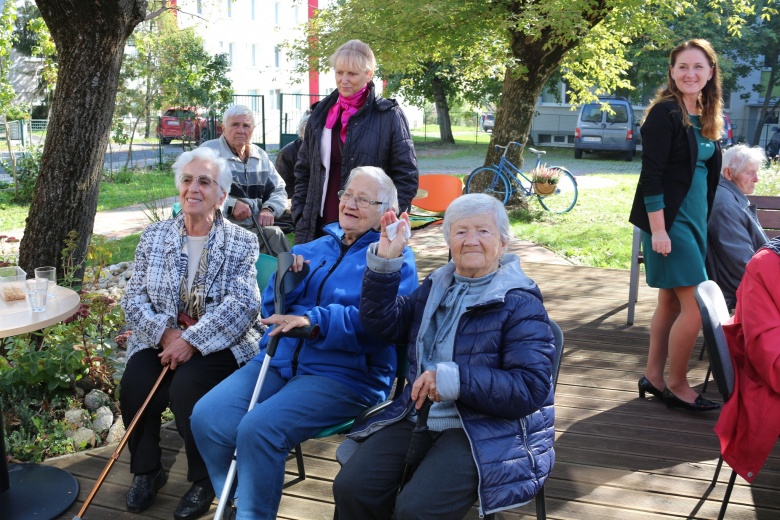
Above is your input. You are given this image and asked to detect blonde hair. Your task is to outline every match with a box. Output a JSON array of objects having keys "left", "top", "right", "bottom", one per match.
[
  {"left": 645, "top": 39, "right": 723, "bottom": 141},
  {"left": 329, "top": 40, "right": 376, "bottom": 74}
]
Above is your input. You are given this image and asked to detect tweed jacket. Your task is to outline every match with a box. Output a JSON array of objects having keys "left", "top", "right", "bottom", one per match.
[
  {"left": 629, "top": 100, "right": 721, "bottom": 233},
  {"left": 122, "top": 212, "right": 263, "bottom": 365}
]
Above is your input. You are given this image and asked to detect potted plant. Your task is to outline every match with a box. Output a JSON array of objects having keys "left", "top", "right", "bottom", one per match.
[{"left": 530, "top": 165, "right": 560, "bottom": 195}]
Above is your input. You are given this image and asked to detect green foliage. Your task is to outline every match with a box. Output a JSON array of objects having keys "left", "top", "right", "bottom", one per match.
[
  {"left": 1, "top": 144, "right": 42, "bottom": 203},
  {"left": 0, "top": 0, "right": 17, "bottom": 113},
  {"left": 0, "top": 386, "right": 75, "bottom": 463}
]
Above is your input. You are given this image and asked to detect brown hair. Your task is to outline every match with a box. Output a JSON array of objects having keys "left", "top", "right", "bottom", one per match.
[{"left": 645, "top": 39, "right": 723, "bottom": 141}]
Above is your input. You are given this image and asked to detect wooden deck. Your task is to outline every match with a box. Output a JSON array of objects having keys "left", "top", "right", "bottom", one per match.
[{"left": 43, "top": 232, "right": 780, "bottom": 519}]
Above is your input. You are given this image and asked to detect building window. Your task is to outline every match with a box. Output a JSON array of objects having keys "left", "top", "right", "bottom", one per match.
[
  {"left": 227, "top": 0, "right": 231, "bottom": 17},
  {"left": 252, "top": 45, "right": 257, "bottom": 67},
  {"left": 294, "top": 5, "right": 299, "bottom": 24},
  {"left": 251, "top": 0, "right": 256, "bottom": 20},
  {"left": 229, "top": 43, "right": 234, "bottom": 65},
  {"left": 274, "top": 2, "right": 280, "bottom": 25},
  {"left": 274, "top": 46, "right": 280, "bottom": 68},
  {"left": 197, "top": 0, "right": 202, "bottom": 14}
]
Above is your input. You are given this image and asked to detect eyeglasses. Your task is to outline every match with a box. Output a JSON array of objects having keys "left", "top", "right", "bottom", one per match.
[
  {"left": 338, "top": 190, "right": 383, "bottom": 208},
  {"left": 179, "top": 174, "right": 218, "bottom": 188}
]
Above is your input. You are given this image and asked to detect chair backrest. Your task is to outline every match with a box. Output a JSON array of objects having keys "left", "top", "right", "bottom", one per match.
[
  {"left": 171, "top": 201, "right": 182, "bottom": 218},
  {"left": 412, "top": 174, "right": 464, "bottom": 213},
  {"left": 256, "top": 254, "right": 277, "bottom": 292},
  {"left": 694, "top": 281, "right": 735, "bottom": 401},
  {"left": 748, "top": 195, "right": 780, "bottom": 239}
]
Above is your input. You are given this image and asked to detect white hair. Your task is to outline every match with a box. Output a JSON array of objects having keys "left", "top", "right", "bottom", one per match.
[
  {"left": 172, "top": 147, "right": 232, "bottom": 196},
  {"left": 297, "top": 111, "right": 311, "bottom": 139},
  {"left": 345, "top": 166, "right": 398, "bottom": 213},
  {"left": 223, "top": 105, "right": 256, "bottom": 128},
  {"left": 442, "top": 194, "right": 512, "bottom": 247},
  {"left": 721, "top": 144, "right": 767, "bottom": 177}
]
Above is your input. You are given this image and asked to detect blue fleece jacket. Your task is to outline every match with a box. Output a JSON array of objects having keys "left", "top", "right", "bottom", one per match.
[{"left": 257, "top": 222, "right": 418, "bottom": 405}]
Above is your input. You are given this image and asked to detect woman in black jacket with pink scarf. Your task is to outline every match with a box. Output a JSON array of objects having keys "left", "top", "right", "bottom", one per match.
[{"left": 292, "top": 39, "right": 418, "bottom": 244}]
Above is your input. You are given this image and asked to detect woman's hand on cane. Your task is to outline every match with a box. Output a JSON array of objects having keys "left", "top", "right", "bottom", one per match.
[
  {"left": 261, "top": 314, "right": 312, "bottom": 336},
  {"left": 411, "top": 370, "right": 438, "bottom": 410}
]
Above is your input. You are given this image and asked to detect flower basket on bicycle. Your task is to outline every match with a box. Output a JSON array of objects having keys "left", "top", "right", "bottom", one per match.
[{"left": 530, "top": 165, "right": 560, "bottom": 196}]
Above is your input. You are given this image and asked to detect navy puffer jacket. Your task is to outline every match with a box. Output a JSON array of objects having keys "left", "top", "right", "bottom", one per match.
[{"left": 350, "top": 255, "right": 555, "bottom": 516}]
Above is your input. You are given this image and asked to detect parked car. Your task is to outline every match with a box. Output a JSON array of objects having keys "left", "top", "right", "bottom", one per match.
[
  {"left": 574, "top": 96, "right": 638, "bottom": 161},
  {"left": 156, "top": 107, "right": 223, "bottom": 145},
  {"left": 720, "top": 114, "right": 733, "bottom": 148},
  {"left": 481, "top": 113, "right": 495, "bottom": 132}
]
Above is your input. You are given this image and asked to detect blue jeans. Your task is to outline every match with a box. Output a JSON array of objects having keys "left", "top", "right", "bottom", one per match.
[{"left": 191, "top": 359, "right": 372, "bottom": 520}]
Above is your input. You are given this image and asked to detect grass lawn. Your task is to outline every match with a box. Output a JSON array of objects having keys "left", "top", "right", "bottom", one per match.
[
  {"left": 510, "top": 174, "right": 638, "bottom": 269},
  {"left": 0, "top": 169, "right": 177, "bottom": 232}
]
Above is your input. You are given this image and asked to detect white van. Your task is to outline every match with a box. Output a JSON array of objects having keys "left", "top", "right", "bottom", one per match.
[{"left": 574, "top": 96, "right": 638, "bottom": 162}]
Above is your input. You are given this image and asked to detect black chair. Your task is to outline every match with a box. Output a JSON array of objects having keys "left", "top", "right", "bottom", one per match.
[
  {"left": 333, "top": 319, "right": 564, "bottom": 520},
  {"left": 694, "top": 280, "right": 737, "bottom": 520}
]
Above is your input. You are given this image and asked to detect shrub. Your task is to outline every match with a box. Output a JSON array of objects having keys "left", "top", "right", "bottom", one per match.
[{"left": 1, "top": 145, "right": 43, "bottom": 203}]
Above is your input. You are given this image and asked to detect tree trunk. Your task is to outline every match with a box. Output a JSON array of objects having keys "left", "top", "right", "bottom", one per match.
[
  {"left": 751, "top": 66, "right": 778, "bottom": 147},
  {"left": 19, "top": 0, "right": 147, "bottom": 280},
  {"left": 432, "top": 75, "right": 454, "bottom": 144},
  {"left": 485, "top": 3, "right": 610, "bottom": 169}
]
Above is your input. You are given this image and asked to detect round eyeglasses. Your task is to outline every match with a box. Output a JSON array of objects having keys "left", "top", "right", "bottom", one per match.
[
  {"left": 179, "top": 174, "right": 218, "bottom": 188},
  {"left": 338, "top": 190, "right": 383, "bottom": 208}
]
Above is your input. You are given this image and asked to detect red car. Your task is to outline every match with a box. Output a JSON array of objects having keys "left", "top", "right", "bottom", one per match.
[{"left": 156, "top": 107, "right": 223, "bottom": 145}]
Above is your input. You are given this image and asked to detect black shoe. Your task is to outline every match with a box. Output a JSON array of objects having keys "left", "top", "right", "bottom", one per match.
[
  {"left": 638, "top": 375, "right": 665, "bottom": 400},
  {"left": 174, "top": 480, "right": 216, "bottom": 520},
  {"left": 126, "top": 466, "right": 168, "bottom": 513},
  {"left": 662, "top": 388, "right": 721, "bottom": 412}
]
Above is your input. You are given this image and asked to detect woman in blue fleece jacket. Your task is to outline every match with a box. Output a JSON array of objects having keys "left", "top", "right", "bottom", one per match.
[
  {"left": 333, "top": 194, "right": 555, "bottom": 519},
  {"left": 191, "top": 167, "right": 418, "bottom": 520}
]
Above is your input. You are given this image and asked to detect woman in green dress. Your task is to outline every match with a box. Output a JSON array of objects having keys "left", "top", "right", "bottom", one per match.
[{"left": 629, "top": 39, "right": 723, "bottom": 412}]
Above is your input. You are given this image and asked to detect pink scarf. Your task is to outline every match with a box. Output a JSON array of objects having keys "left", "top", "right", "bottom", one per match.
[{"left": 325, "top": 85, "right": 370, "bottom": 143}]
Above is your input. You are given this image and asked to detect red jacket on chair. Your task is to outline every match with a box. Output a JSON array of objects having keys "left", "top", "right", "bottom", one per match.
[{"left": 715, "top": 247, "right": 780, "bottom": 482}]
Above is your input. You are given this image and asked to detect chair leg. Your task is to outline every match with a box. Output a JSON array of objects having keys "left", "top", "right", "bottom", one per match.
[
  {"left": 718, "top": 470, "right": 738, "bottom": 520},
  {"left": 627, "top": 227, "right": 642, "bottom": 326},
  {"left": 702, "top": 363, "right": 712, "bottom": 394},
  {"left": 699, "top": 337, "right": 707, "bottom": 360},
  {"left": 711, "top": 456, "right": 724, "bottom": 487},
  {"left": 294, "top": 443, "right": 306, "bottom": 480},
  {"left": 535, "top": 485, "right": 547, "bottom": 520}
]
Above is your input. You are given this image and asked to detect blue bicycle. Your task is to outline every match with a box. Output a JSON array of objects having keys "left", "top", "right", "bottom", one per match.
[{"left": 465, "top": 142, "right": 578, "bottom": 213}]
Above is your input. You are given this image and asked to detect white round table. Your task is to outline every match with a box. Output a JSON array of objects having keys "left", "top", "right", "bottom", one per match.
[
  {"left": 0, "top": 285, "right": 81, "bottom": 338},
  {"left": 0, "top": 284, "right": 82, "bottom": 519}
]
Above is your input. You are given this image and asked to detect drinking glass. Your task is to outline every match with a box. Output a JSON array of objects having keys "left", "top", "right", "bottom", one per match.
[
  {"left": 25, "top": 278, "right": 49, "bottom": 312},
  {"left": 35, "top": 266, "right": 57, "bottom": 299}
]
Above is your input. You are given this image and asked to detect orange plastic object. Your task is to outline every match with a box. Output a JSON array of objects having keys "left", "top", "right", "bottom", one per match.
[{"left": 411, "top": 174, "right": 464, "bottom": 213}]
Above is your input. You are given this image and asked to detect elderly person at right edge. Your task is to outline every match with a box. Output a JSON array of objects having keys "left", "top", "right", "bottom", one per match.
[
  {"left": 333, "top": 194, "right": 555, "bottom": 519},
  {"left": 706, "top": 144, "right": 768, "bottom": 309}
]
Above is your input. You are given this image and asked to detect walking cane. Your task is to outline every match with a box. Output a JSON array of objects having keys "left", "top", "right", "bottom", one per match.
[
  {"left": 213, "top": 252, "right": 319, "bottom": 520},
  {"left": 398, "top": 397, "right": 434, "bottom": 494},
  {"left": 72, "top": 365, "right": 171, "bottom": 519}
]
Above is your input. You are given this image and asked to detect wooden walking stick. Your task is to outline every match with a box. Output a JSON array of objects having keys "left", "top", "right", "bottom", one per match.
[{"left": 72, "top": 364, "right": 171, "bottom": 519}]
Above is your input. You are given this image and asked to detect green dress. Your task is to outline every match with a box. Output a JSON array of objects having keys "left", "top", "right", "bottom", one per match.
[{"left": 642, "top": 115, "right": 715, "bottom": 288}]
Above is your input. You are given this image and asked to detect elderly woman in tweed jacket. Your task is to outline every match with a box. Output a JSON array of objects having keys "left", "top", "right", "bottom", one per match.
[{"left": 120, "top": 146, "right": 263, "bottom": 520}]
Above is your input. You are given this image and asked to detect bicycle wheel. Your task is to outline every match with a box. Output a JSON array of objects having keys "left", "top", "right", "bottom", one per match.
[
  {"left": 537, "top": 168, "right": 578, "bottom": 213},
  {"left": 465, "top": 167, "right": 510, "bottom": 204}
]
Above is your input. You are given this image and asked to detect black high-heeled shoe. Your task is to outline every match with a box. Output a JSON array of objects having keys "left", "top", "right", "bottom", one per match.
[
  {"left": 662, "top": 388, "right": 720, "bottom": 412},
  {"left": 638, "top": 375, "right": 665, "bottom": 400}
]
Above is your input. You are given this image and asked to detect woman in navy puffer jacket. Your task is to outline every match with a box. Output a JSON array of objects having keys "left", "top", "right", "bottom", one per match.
[{"left": 333, "top": 194, "right": 555, "bottom": 519}]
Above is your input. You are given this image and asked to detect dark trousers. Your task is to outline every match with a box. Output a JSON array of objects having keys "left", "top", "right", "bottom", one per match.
[
  {"left": 119, "top": 347, "right": 238, "bottom": 482},
  {"left": 333, "top": 419, "right": 479, "bottom": 520}
]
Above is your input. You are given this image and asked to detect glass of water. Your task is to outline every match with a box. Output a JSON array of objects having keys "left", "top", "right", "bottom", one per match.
[
  {"left": 25, "top": 278, "right": 49, "bottom": 312},
  {"left": 34, "top": 266, "right": 57, "bottom": 299}
]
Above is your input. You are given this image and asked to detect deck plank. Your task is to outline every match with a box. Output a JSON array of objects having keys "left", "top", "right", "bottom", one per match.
[{"left": 42, "top": 246, "right": 779, "bottom": 519}]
